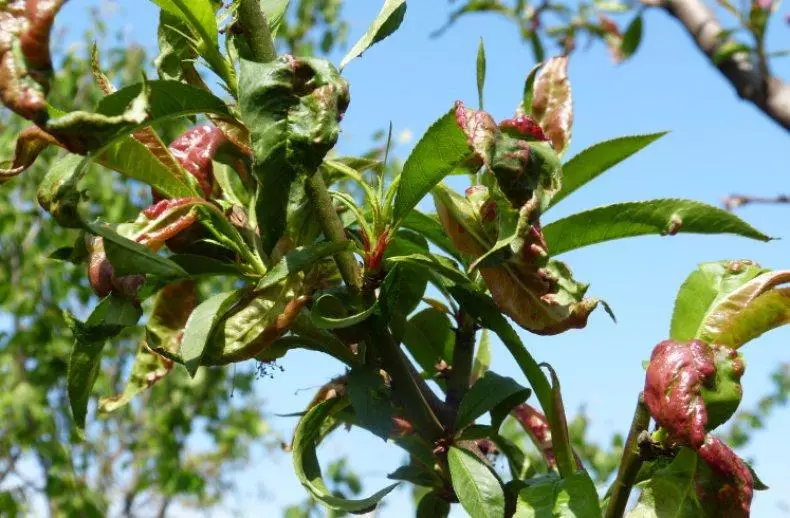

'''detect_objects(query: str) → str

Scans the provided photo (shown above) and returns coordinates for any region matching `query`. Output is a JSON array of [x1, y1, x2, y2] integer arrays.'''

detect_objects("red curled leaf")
[[0, 0, 65, 123], [499, 115, 548, 142], [153, 124, 230, 201], [0, 125, 59, 182], [512, 403, 556, 468], [697, 436, 753, 517], [530, 57, 573, 154], [85, 235, 144, 300], [643, 339, 715, 448]]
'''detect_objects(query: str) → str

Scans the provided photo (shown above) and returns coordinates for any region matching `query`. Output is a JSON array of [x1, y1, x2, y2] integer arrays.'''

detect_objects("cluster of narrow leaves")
[[0, 1, 780, 517]]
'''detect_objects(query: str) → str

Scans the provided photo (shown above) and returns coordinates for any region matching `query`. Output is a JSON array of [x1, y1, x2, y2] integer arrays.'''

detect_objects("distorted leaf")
[[530, 57, 572, 154]]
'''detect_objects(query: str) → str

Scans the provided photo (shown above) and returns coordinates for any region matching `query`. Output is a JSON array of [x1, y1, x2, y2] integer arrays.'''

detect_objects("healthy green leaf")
[[257, 241, 354, 290], [416, 491, 451, 518], [400, 211, 464, 261], [347, 366, 394, 440], [543, 199, 771, 256], [470, 329, 491, 383], [261, 0, 291, 36], [713, 41, 752, 65], [180, 290, 244, 376], [86, 223, 188, 279], [393, 108, 473, 222], [380, 262, 428, 343], [402, 308, 455, 375], [447, 446, 506, 518], [456, 372, 531, 431], [620, 15, 643, 60], [169, 254, 244, 277], [311, 294, 377, 329], [521, 63, 543, 116], [386, 253, 470, 287], [293, 397, 399, 511], [548, 133, 667, 210], [627, 450, 703, 518], [477, 38, 486, 109], [514, 471, 602, 518], [340, 0, 407, 69]]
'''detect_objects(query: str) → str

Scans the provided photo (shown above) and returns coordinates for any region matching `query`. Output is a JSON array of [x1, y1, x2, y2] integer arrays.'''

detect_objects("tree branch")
[[662, 0, 790, 130], [722, 193, 790, 211]]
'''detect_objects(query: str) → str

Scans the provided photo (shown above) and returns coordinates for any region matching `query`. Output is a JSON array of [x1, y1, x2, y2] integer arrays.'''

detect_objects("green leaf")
[[258, 241, 354, 290], [456, 372, 531, 431], [620, 15, 643, 60], [311, 294, 377, 329], [713, 41, 752, 65], [386, 253, 470, 287], [477, 38, 486, 109], [86, 223, 188, 279], [402, 308, 455, 376], [48, 81, 233, 148], [548, 133, 667, 210], [670, 260, 767, 341], [147, 0, 233, 86], [380, 262, 428, 343], [627, 450, 703, 518], [293, 397, 399, 512], [37, 154, 89, 228], [393, 108, 474, 222], [98, 135, 196, 199], [339, 0, 407, 69], [66, 296, 142, 428], [347, 366, 394, 440], [169, 254, 244, 277], [470, 329, 491, 383], [416, 491, 451, 518], [400, 211, 464, 261], [180, 290, 244, 376], [521, 63, 542, 117], [543, 199, 771, 256], [155, 10, 196, 81], [514, 471, 602, 518], [261, 0, 291, 36], [670, 260, 790, 347], [447, 446, 506, 518]]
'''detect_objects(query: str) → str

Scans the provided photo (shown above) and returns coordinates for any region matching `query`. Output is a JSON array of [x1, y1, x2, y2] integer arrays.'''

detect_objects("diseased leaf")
[[530, 57, 573, 154], [347, 366, 394, 440], [0, 126, 59, 183], [293, 397, 399, 511], [393, 108, 474, 222], [447, 446, 505, 518], [239, 57, 349, 253], [86, 222, 188, 279], [714, 287, 790, 349], [180, 290, 245, 375], [543, 199, 771, 256], [340, 0, 407, 69], [548, 132, 667, 210], [628, 450, 704, 518], [456, 372, 531, 431], [37, 154, 89, 228]]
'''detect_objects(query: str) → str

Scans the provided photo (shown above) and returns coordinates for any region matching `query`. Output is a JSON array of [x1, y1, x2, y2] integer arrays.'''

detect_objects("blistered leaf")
[[543, 199, 771, 256], [547, 132, 667, 210], [340, 0, 407, 69], [456, 372, 531, 431], [155, 10, 198, 81], [87, 222, 188, 278], [239, 56, 349, 253], [530, 57, 573, 154], [393, 108, 474, 222], [0, 0, 65, 123], [514, 471, 601, 518], [146, 279, 198, 356], [714, 287, 790, 349], [293, 397, 399, 512], [447, 446, 505, 518], [512, 403, 557, 468]]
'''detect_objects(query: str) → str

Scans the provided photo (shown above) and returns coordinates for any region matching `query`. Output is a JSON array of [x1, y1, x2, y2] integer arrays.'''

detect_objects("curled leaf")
[[0, 0, 65, 123], [530, 57, 573, 154], [158, 124, 230, 200], [36, 154, 89, 228], [239, 55, 349, 253], [0, 125, 59, 183]]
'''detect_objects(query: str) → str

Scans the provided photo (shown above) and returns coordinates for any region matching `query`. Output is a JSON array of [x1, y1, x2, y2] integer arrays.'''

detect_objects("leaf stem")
[[445, 311, 476, 418], [604, 395, 651, 518], [237, 0, 278, 63], [304, 171, 362, 292]]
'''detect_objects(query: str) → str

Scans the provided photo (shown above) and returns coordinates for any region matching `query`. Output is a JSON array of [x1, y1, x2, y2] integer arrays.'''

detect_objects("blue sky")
[[43, 0, 790, 516]]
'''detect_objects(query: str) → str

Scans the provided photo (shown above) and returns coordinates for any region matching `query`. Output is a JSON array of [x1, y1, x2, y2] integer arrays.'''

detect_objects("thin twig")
[[722, 193, 790, 211]]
